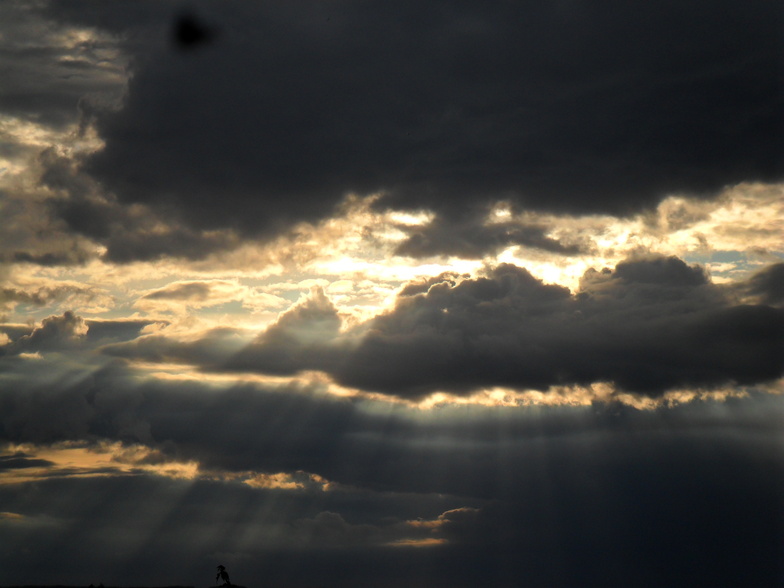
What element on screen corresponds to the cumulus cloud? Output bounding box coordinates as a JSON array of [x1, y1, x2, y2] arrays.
[[336, 257, 782, 397], [224, 287, 345, 374], [106, 255, 784, 399], [1, 311, 87, 355], [230, 257, 778, 397], [0, 313, 154, 359]]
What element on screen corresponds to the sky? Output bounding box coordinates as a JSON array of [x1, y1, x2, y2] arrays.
[[0, 1, 782, 587]]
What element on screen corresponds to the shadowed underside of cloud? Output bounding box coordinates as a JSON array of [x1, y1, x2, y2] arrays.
[[394, 209, 586, 258], [43, 0, 783, 240], [105, 256, 784, 399]]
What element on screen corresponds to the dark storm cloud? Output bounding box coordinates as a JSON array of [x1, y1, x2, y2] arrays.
[[0, 470, 473, 570], [2, 350, 783, 494], [1, 339, 782, 488], [1, 325, 783, 586], [0, 366, 782, 586], [215, 255, 783, 398], [41, 0, 783, 239]]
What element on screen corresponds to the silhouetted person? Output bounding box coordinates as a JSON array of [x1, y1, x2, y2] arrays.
[[216, 564, 231, 586]]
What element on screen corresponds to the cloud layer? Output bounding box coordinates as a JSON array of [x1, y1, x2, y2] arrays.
[[41, 0, 784, 239], [1, 4, 783, 587], [1, 364, 782, 587]]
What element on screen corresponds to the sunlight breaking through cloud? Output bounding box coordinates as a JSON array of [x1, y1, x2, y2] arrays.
[[1, 2, 782, 585]]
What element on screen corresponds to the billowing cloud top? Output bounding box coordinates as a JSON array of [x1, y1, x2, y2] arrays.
[[101, 256, 784, 399]]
